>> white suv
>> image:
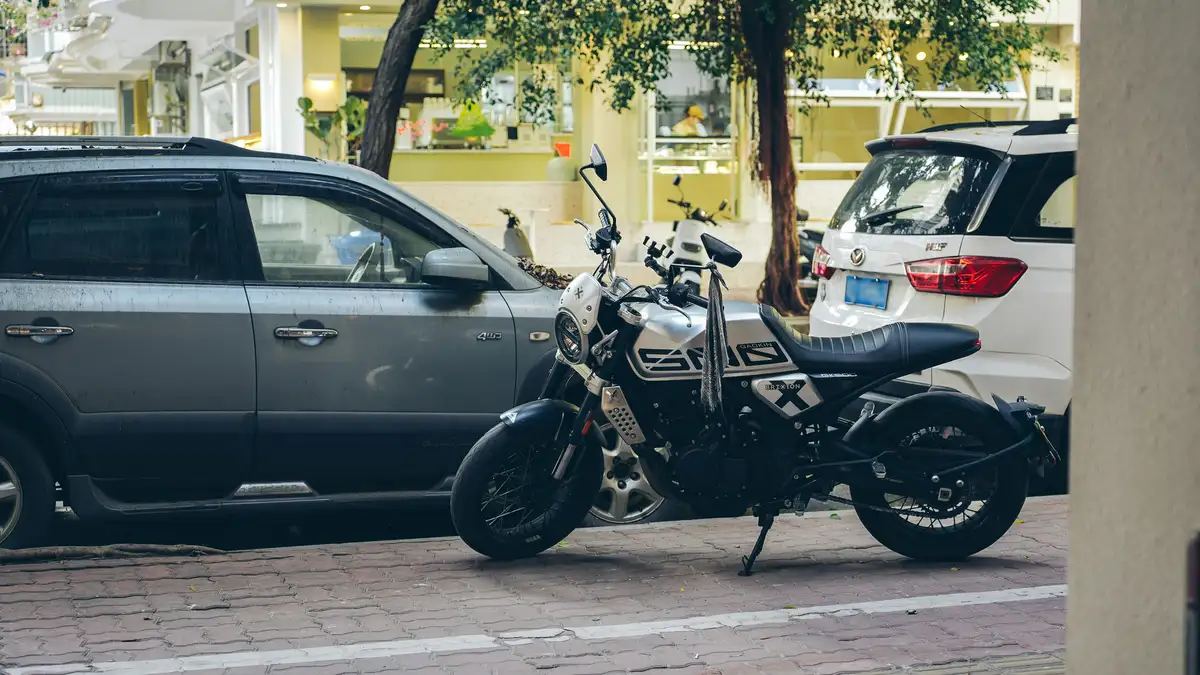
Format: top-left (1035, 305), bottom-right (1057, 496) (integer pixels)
top-left (809, 118), bottom-right (1076, 492)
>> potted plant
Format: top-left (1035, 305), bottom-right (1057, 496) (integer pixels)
top-left (297, 96), bottom-right (366, 163)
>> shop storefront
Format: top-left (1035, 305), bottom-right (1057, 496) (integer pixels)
top-left (250, 3), bottom-right (1077, 272)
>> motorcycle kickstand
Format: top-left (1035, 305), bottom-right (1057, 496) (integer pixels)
top-left (738, 510), bottom-right (777, 577)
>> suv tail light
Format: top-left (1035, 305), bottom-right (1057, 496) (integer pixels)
top-left (812, 245), bottom-right (834, 279)
top-left (905, 257), bottom-right (1028, 298)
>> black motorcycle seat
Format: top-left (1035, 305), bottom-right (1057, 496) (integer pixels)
top-left (759, 306), bottom-right (980, 376)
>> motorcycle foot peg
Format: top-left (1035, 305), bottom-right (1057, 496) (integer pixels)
top-left (870, 461), bottom-right (887, 479)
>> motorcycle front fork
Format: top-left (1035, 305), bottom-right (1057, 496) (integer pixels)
top-left (551, 390), bottom-right (600, 480)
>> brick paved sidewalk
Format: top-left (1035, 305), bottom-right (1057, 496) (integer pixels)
top-left (0, 497), bottom-right (1068, 675)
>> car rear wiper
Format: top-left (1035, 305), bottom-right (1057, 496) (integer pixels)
top-left (862, 204), bottom-right (923, 226)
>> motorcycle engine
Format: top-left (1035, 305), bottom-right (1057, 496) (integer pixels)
top-left (669, 424), bottom-right (749, 502)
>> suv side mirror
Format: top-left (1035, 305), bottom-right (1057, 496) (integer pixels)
top-left (421, 247), bottom-right (490, 286)
top-left (587, 144), bottom-right (608, 182)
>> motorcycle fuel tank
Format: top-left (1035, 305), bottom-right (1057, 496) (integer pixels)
top-left (628, 300), bottom-right (797, 381)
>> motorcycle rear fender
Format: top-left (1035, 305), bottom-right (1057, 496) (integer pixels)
top-left (843, 391), bottom-right (1021, 448)
top-left (498, 399), bottom-right (607, 449)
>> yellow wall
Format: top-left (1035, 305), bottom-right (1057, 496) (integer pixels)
top-left (388, 151), bottom-right (552, 182)
top-left (132, 78), bottom-right (149, 136)
top-left (299, 7), bottom-right (343, 157)
top-left (246, 25), bottom-right (261, 135)
top-left (794, 107), bottom-right (878, 165)
top-left (651, 173), bottom-right (735, 223)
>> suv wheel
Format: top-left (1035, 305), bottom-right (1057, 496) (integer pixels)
top-left (0, 424), bottom-right (55, 549)
top-left (584, 424), bottom-right (692, 527)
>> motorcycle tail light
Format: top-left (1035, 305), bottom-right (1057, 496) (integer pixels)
top-left (905, 256), bottom-right (1028, 298)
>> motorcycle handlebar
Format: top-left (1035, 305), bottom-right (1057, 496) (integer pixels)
top-left (686, 291), bottom-right (709, 308)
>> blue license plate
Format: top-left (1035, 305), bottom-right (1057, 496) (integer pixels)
top-left (845, 275), bottom-right (890, 310)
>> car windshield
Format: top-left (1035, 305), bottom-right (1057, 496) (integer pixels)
top-left (830, 148), bottom-right (1002, 236)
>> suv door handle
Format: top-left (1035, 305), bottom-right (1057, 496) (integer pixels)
top-left (275, 327), bottom-right (338, 340)
top-left (7, 325), bottom-right (74, 337)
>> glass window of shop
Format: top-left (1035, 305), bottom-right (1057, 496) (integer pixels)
top-left (642, 50), bottom-right (737, 223)
top-left (341, 39), bottom-right (572, 148)
top-left (341, 37), bottom-right (575, 182)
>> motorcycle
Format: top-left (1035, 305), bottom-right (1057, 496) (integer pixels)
top-left (450, 144), bottom-right (1060, 576)
top-left (664, 175), bottom-right (728, 294)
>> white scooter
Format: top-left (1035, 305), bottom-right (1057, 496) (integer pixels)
top-left (665, 175), bottom-right (729, 294)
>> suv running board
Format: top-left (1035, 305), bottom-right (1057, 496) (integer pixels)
top-left (66, 475), bottom-right (454, 522)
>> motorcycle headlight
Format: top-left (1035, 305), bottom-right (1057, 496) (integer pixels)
top-left (555, 309), bottom-right (589, 364)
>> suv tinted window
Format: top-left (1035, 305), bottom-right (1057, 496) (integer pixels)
top-left (830, 147), bottom-right (1002, 236)
top-left (242, 192), bottom-right (449, 286)
top-left (0, 180), bottom-right (32, 247)
top-left (12, 175), bottom-right (226, 281)
top-left (1009, 152), bottom-right (1075, 242)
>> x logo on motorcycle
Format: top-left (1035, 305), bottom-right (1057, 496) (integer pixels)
top-left (769, 382), bottom-right (809, 416)
top-left (574, 287), bottom-right (584, 299)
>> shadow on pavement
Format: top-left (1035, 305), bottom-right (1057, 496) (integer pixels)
top-left (47, 506), bottom-right (458, 552)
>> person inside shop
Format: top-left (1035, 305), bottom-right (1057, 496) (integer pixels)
top-left (671, 104), bottom-right (710, 137)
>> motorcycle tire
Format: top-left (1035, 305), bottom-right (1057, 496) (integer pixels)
top-left (849, 395), bottom-right (1030, 562)
top-left (451, 423), bottom-right (603, 560)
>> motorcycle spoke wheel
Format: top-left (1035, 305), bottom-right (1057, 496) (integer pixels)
top-left (479, 446), bottom-right (559, 533)
top-left (880, 426), bottom-right (998, 534)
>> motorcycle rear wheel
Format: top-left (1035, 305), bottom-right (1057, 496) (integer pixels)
top-left (451, 423), bottom-right (603, 560)
top-left (849, 398), bottom-right (1030, 562)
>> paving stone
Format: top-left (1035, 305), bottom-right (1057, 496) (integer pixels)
top-left (0, 497), bottom-right (1069, 675)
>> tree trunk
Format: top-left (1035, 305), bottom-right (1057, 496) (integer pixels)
top-left (741, 0), bottom-right (806, 315)
top-left (358, 0), bottom-right (442, 179)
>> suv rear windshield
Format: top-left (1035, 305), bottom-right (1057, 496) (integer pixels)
top-left (829, 147), bottom-right (1002, 236)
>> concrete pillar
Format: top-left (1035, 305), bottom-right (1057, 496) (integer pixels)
top-left (186, 72), bottom-right (203, 137)
top-left (1067, 0), bottom-right (1200, 673)
top-left (298, 6), bottom-right (343, 158)
top-left (571, 58), bottom-right (644, 258)
top-left (257, 5), bottom-right (304, 155)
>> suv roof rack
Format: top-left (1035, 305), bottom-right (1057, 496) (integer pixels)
top-left (0, 135), bottom-right (317, 162)
top-left (919, 118), bottom-right (1078, 136)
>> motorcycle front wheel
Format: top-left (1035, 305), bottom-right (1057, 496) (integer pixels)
top-left (451, 423), bottom-right (603, 560)
top-left (849, 396), bottom-right (1030, 562)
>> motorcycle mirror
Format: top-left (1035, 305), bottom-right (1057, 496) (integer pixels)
top-left (673, 175), bottom-right (682, 187)
top-left (797, 208), bottom-right (810, 223)
top-left (588, 144), bottom-right (608, 182)
top-left (700, 233), bottom-right (743, 269)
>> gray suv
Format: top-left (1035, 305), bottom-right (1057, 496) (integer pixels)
top-left (0, 136), bottom-right (672, 549)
